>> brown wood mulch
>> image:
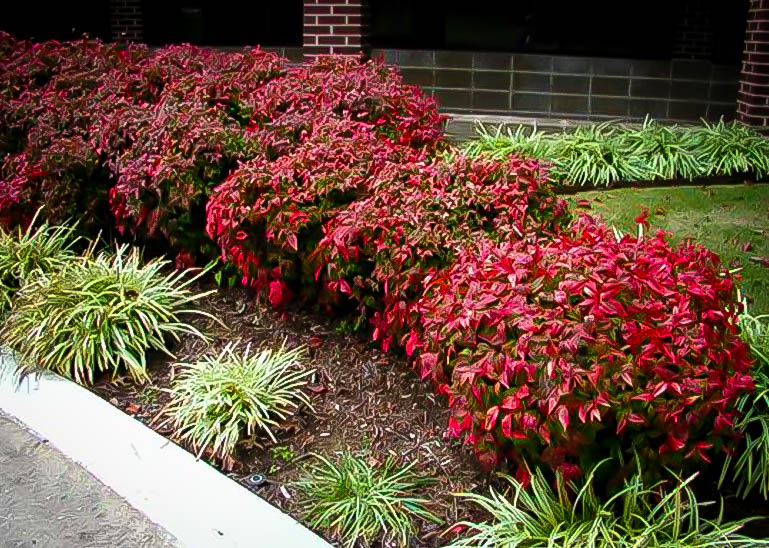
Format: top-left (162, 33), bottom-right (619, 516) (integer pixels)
top-left (89, 284), bottom-right (487, 547)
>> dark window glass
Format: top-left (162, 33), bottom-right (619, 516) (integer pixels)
top-left (2, 0), bottom-right (110, 42)
top-left (371, 0), bottom-right (747, 64)
top-left (142, 0), bottom-right (301, 47)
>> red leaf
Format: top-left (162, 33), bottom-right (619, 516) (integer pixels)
top-left (556, 406), bottom-right (569, 431)
top-left (634, 208), bottom-right (650, 228)
top-left (287, 233), bottom-right (298, 251)
top-left (268, 280), bottom-right (284, 307)
top-left (501, 413), bottom-right (513, 437)
top-left (485, 405), bottom-right (500, 431)
top-left (405, 332), bottom-right (417, 357)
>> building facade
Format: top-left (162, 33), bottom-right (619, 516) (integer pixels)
top-left (95, 0), bottom-right (769, 130)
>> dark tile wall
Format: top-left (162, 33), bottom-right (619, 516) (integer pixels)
top-left (372, 49), bottom-right (739, 122)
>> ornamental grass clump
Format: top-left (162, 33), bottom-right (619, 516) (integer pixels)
top-left (618, 117), bottom-right (706, 181)
top-left (0, 245), bottom-right (212, 385)
top-left (165, 341), bottom-right (312, 460)
top-left (690, 118), bottom-right (769, 178)
top-left (0, 211), bottom-right (79, 311)
top-left (449, 463), bottom-right (764, 547)
top-left (295, 452), bottom-right (440, 548)
top-left (548, 121), bottom-right (647, 185)
top-left (463, 123), bottom-right (555, 162)
top-left (720, 299), bottom-right (769, 499)
top-left (464, 117), bottom-right (769, 186)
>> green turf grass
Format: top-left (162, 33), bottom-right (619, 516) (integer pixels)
top-left (566, 183), bottom-right (769, 313)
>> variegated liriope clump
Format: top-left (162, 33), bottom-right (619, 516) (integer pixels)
top-left (1, 244), bottom-right (214, 384)
top-left (0, 210), bottom-right (79, 313)
top-left (165, 341), bottom-right (313, 460)
top-left (449, 462), bottom-right (763, 547)
top-left (295, 452), bottom-right (440, 548)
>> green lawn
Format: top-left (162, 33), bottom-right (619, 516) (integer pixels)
top-left (566, 183), bottom-right (769, 314)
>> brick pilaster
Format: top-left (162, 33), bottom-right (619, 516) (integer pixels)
top-left (109, 0), bottom-right (144, 43)
top-left (673, 0), bottom-right (713, 60)
top-left (303, 0), bottom-right (370, 61)
top-left (738, 0), bottom-right (769, 129)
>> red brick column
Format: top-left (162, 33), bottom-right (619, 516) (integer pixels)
top-left (738, 0), bottom-right (769, 129)
top-left (303, 0), bottom-right (370, 61)
top-left (109, 0), bottom-right (144, 43)
top-left (673, 0), bottom-right (713, 60)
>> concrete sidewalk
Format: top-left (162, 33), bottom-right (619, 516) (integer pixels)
top-left (0, 412), bottom-right (176, 548)
top-left (0, 365), bottom-right (330, 548)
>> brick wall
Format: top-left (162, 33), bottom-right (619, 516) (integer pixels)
top-left (109, 0), bottom-right (144, 43)
top-left (303, 0), bottom-right (369, 60)
top-left (738, 0), bottom-right (769, 129)
top-left (673, 1), bottom-right (714, 60)
top-left (374, 49), bottom-right (738, 123)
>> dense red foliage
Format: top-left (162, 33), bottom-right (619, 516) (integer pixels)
top-left (0, 34), bottom-right (757, 481)
top-left (315, 156), bottom-right (570, 350)
top-left (0, 34), bottom-right (443, 261)
top-left (0, 36), bottom-right (150, 228)
top-left (205, 117), bottom-right (421, 306)
top-left (412, 216), bottom-right (753, 476)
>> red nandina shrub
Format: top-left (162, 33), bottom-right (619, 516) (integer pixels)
top-left (106, 99), bottom-right (261, 252)
top-left (0, 35), bottom-right (445, 259)
top-left (0, 154), bottom-right (34, 227)
top-left (0, 35), bottom-right (150, 228)
top-left (204, 57), bottom-right (447, 304)
top-left (0, 36), bottom-right (285, 249)
top-left (138, 44), bottom-right (285, 122)
top-left (412, 214), bottom-right (754, 477)
top-left (246, 56), bottom-right (446, 150)
top-left (316, 155), bottom-right (570, 349)
top-left (0, 35), bottom-right (150, 157)
top-left (205, 117), bottom-right (418, 306)
top-left (0, 79), bottom-right (110, 230)
top-left (101, 46), bottom-right (284, 259)
top-left (0, 138), bottom-right (102, 228)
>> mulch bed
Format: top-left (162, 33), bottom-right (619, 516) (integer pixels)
top-left (88, 282), bottom-right (769, 544)
top-left (89, 284), bottom-right (486, 547)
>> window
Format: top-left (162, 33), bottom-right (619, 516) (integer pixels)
top-left (142, 0), bottom-right (301, 47)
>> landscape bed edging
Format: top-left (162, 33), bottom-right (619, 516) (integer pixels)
top-left (0, 353), bottom-right (330, 548)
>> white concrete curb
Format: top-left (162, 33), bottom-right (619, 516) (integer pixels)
top-left (0, 354), bottom-right (331, 548)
